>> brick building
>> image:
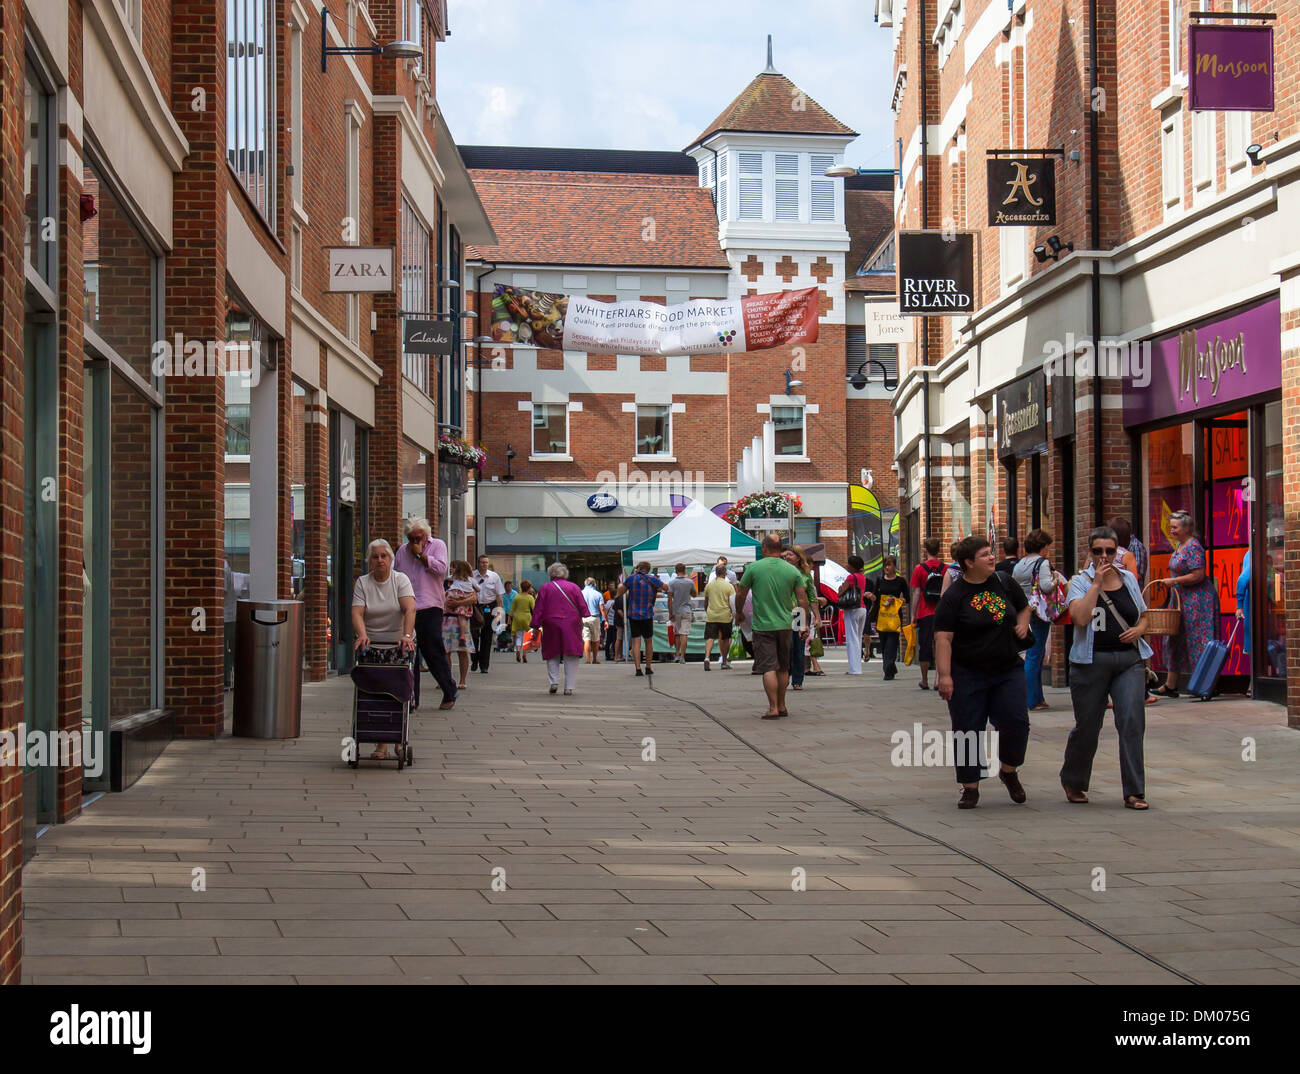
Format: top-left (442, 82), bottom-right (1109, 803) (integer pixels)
top-left (462, 60), bottom-right (899, 591)
top-left (0, 0), bottom-right (491, 983)
top-left (881, 0), bottom-right (1298, 722)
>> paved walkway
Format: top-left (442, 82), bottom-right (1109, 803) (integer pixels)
top-left (21, 649), bottom-right (1300, 984)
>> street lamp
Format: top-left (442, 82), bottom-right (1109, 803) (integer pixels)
top-left (784, 370), bottom-right (803, 395)
top-left (848, 360), bottom-right (897, 392)
top-left (320, 7), bottom-right (422, 72)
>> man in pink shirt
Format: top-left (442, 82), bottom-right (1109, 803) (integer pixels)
top-left (393, 517), bottom-right (457, 710)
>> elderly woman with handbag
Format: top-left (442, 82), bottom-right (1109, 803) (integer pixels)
top-left (1061, 527), bottom-right (1153, 809)
top-left (530, 562), bottom-right (587, 695)
top-left (1153, 510), bottom-right (1218, 698)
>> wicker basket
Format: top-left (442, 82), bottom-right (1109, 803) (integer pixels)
top-left (1142, 580), bottom-right (1183, 636)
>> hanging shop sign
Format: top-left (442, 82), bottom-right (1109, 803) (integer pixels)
top-left (986, 157), bottom-right (1057, 226)
top-left (996, 370), bottom-right (1048, 459)
top-left (897, 231), bottom-right (976, 316)
top-left (1122, 297), bottom-right (1281, 428)
top-left (327, 246), bottom-right (395, 292)
top-left (861, 300), bottom-right (914, 344)
top-left (403, 318), bottom-right (455, 355)
top-left (1189, 22), bottom-right (1275, 112)
top-left (489, 284), bottom-right (818, 356)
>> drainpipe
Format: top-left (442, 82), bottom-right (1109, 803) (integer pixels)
top-left (919, 0), bottom-right (933, 534)
top-left (1089, 0), bottom-right (1103, 524)
top-left (709, 143), bottom-right (721, 214)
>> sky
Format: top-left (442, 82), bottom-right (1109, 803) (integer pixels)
top-left (437, 0), bottom-right (897, 169)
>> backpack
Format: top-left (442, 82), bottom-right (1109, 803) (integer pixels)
top-left (922, 564), bottom-right (945, 604)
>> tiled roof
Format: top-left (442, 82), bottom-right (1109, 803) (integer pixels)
top-left (465, 169), bottom-right (729, 269)
top-left (843, 273), bottom-right (896, 293)
top-left (460, 146), bottom-right (697, 176)
top-left (687, 71), bottom-right (857, 149)
top-left (846, 189), bottom-right (894, 276)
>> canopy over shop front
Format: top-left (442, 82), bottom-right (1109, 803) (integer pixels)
top-left (620, 499), bottom-right (760, 571)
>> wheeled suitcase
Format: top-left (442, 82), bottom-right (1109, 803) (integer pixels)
top-left (1186, 618), bottom-right (1242, 700)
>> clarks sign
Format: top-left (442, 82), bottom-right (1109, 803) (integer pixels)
top-left (403, 318), bottom-right (454, 355)
top-left (327, 247), bottom-right (395, 292)
top-left (897, 231), bottom-right (977, 316)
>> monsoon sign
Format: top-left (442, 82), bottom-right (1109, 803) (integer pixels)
top-left (1189, 23), bottom-right (1274, 112)
top-left (490, 284), bottom-right (819, 356)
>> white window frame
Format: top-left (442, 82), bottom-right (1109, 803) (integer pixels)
top-left (1169, 0), bottom-right (1183, 81)
top-left (531, 402), bottom-right (570, 459)
top-left (345, 108), bottom-right (361, 343)
top-left (290, 19), bottom-right (304, 209)
top-left (738, 151), bottom-right (764, 220)
top-left (1192, 108), bottom-right (1215, 196)
top-left (114, 0), bottom-right (142, 38)
top-left (771, 403), bottom-right (807, 462)
top-left (1161, 109), bottom-right (1183, 212)
top-left (633, 404), bottom-right (673, 459)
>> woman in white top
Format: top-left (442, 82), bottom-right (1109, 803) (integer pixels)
top-left (1012, 528), bottom-right (1064, 711)
top-left (351, 539), bottom-right (416, 759)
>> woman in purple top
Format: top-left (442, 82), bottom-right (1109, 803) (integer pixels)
top-left (530, 561), bottom-right (587, 695)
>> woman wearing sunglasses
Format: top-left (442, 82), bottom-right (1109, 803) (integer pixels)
top-left (1061, 526), bottom-right (1153, 809)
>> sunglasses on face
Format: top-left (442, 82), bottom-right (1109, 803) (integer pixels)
top-left (1090, 546), bottom-right (1117, 556)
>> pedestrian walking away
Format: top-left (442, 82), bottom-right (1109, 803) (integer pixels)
top-left (580, 576), bottom-right (605, 664)
top-left (667, 563), bottom-right (696, 663)
top-left (1153, 510), bottom-right (1219, 699)
top-left (393, 517), bottom-right (458, 711)
top-left (1013, 529), bottom-right (1067, 711)
top-left (1061, 527), bottom-right (1153, 809)
top-left (509, 581), bottom-right (536, 662)
top-left (351, 539), bottom-right (416, 759)
top-left (470, 554), bottom-right (506, 674)
top-left (616, 561), bottom-right (665, 676)
top-left (702, 563), bottom-right (736, 671)
top-left (442, 561), bottom-right (478, 690)
top-left (934, 536), bottom-right (1032, 809)
top-left (782, 546), bottom-right (818, 689)
top-left (836, 554), bottom-right (870, 676)
top-left (496, 580), bottom-right (517, 651)
top-left (871, 555), bottom-right (908, 681)
top-left (733, 534), bottom-right (810, 719)
top-left (909, 537), bottom-right (945, 690)
top-left (994, 536), bottom-right (1019, 576)
top-left (531, 562), bottom-right (586, 694)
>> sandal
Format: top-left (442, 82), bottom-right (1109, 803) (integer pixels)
top-left (1153, 685), bottom-right (1179, 698)
top-left (1124, 795), bottom-right (1149, 810)
top-left (777, 709), bottom-right (789, 718)
top-left (1063, 785), bottom-right (1089, 804)
top-left (369, 747), bottom-right (388, 760)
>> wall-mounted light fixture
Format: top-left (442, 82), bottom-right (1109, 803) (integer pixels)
top-left (784, 370), bottom-right (803, 394)
top-left (848, 360), bottom-right (898, 392)
top-left (321, 6), bottom-right (422, 72)
top-left (1033, 234), bottom-right (1074, 263)
top-left (502, 444), bottom-right (516, 482)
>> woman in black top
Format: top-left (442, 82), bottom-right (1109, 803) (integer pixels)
top-left (934, 536), bottom-right (1032, 809)
top-left (870, 555), bottom-right (909, 680)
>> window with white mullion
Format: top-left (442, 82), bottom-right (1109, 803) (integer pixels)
top-left (811, 154), bottom-right (836, 221)
top-left (738, 152), bottom-right (763, 220)
top-left (775, 153), bottom-right (799, 221)
top-left (1192, 109), bottom-right (1215, 192)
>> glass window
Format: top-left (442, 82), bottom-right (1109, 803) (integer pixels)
top-left (227, 0), bottom-right (276, 221)
top-left (82, 163), bottom-right (156, 380)
top-left (401, 196), bottom-right (432, 394)
top-left (532, 403), bottom-right (568, 455)
top-left (1262, 401), bottom-right (1285, 679)
top-left (289, 383), bottom-right (308, 596)
top-left (402, 439), bottom-right (427, 523)
top-left (25, 62), bottom-right (54, 281)
top-left (449, 225), bottom-right (463, 428)
top-left (772, 405), bottom-right (804, 457)
top-left (636, 405), bottom-right (671, 456)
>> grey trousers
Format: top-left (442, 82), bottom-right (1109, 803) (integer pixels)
top-left (1062, 650), bottom-right (1147, 799)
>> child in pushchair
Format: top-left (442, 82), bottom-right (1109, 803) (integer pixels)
top-left (349, 644), bottom-right (415, 769)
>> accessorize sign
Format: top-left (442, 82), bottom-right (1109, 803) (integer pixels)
top-left (403, 318), bottom-right (454, 355)
top-left (897, 231), bottom-right (976, 316)
top-left (327, 247), bottom-right (395, 292)
top-left (1123, 297), bottom-right (1280, 428)
top-left (986, 158), bottom-right (1056, 226)
top-left (996, 370), bottom-right (1047, 459)
top-left (489, 284), bottom-right (819, 356)
top-left (1189, 23), bottom-right (1274, 112)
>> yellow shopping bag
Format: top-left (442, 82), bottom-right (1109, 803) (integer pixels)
top-left (901, 622), bottom-right (917, 666)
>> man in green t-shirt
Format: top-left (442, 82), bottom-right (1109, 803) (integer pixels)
top-left (733, 534), bottom-right (810, 719)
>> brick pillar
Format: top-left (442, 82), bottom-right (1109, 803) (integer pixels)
top-left (0, 0), bottom-right (26, 987)
top-left (1281, 272), bottom-right (1300, 729)
top-left (166, 1), bottom-right (227, 737)
top-left (55, 116), bottom-right (86, 820)
top-left (304, 360), bottom-right (329, 679)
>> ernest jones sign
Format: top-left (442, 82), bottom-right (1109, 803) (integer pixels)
top-left (1189, 24), bottom-right (1274, 112)
top-left (1123, 297), bottom-right (1280, 428)
top-left (897, 231), bottom-right (976, 316)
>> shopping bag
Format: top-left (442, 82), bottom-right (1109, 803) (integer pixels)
top-left (809, 634), bottom-right (824, 659)
top-left (728, 635), bottom-right (746, 661)
top-left (522, 628), bottom-right (542, 652)
top-left (901, 622), bottom-right (917, 666)
top-left (877, 595), bottom-right (902, 634)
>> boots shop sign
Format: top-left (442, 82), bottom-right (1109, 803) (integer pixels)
top-left (897, 231), bottom-right (976, 316)
top-left (327, 247), bottom-right (395, 292)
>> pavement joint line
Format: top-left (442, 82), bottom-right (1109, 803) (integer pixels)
top-left (646, 678), bottom-right (1202, 986)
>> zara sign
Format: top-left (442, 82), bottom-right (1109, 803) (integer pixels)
top-left (327, 247), bottom-right (395, 293)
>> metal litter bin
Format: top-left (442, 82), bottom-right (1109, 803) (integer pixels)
top-left (233, 599), bottom-right (304, 738)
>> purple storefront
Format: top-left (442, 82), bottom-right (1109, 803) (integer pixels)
top-left (1124, 296), bottom-right (1285, 705)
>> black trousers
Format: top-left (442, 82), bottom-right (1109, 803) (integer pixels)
top-left (945, 663), bottom-right (1030, 784)
top-left (605, 623), bottom-right (620, 660)
top-left (414, 607), bottom-right (457, 705)
top-left (472, 605), bottom-right (495, 670)
top-left (879, 631), bottom-right (899, 678)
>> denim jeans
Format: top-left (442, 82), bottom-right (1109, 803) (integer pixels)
top-left (789, 630), bottom-right (806, 686)
top-left (1062, 650), bottom-right (1147, 799)
top-left (946, 663), bottom-right (1030, 785)
top-left (1024, 615), bottom-right (1052, 706)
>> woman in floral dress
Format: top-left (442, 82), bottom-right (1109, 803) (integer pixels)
top-left (1155, 510), bottom-right (1219, 697)
top-left (442, 560), bottom-right (478, 690)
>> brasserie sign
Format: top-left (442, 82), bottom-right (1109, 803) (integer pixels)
top-left (997, 370), bottom-right (1047, 459)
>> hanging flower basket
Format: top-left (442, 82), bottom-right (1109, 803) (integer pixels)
top-left (723, 491), bottom-right (803, 528)
top-left (438, 432), bottom-right (486, 471)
